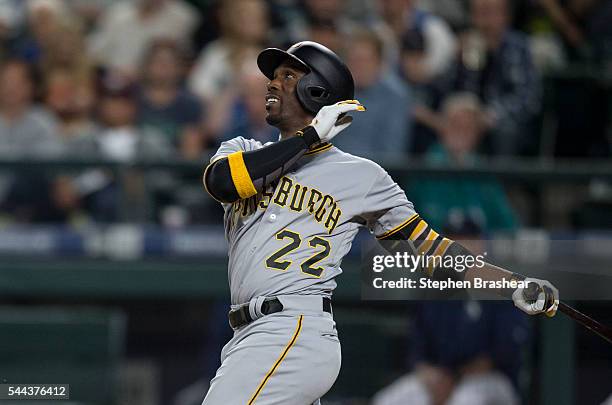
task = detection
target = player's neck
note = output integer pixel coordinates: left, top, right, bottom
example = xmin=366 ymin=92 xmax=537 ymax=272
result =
xmin=279 ymin=131 xmax=298 ymax=140
xmin=278 ymin=120 xmax=312 ymax=141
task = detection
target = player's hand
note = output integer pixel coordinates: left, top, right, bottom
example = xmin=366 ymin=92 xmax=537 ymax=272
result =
xmin=310 ymin=100 xmax=365 ymax=143
xmin=512 ymin=277 xmax=559 ymax=317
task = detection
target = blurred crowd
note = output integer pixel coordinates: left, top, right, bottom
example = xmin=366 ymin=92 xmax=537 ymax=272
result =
xmin=0 ymin=0 xmax=610 ymax=226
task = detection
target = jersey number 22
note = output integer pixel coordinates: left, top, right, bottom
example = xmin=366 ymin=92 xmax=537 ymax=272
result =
xmin=265 ymin=229 xmax=331 ymax=278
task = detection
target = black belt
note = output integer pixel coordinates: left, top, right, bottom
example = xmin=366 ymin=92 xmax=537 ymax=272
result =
xmin=228 ymin=297 xmax=332 ymax=329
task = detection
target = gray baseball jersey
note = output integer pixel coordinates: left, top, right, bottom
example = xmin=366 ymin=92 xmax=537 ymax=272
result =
xmin=210 ymin=136 xmax=417 ymax=305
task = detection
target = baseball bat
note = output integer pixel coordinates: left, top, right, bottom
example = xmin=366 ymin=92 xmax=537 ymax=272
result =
xmin=557 ymin=301 xmax=612 ymax=344
xmin=522 ymin=281 xmax=612 ymax=344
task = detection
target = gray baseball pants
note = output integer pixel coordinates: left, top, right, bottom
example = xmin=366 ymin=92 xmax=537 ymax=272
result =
xmin=202 ymin=295 xmax=341 ymax=405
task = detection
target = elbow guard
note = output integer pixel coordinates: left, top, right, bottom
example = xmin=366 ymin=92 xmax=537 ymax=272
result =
xmin=204 ymin=158 xmax=240 ymax=203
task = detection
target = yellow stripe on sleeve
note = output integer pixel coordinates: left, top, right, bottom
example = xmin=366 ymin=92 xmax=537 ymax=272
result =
xmin=432 ymin=238 xmax=452 ymax=258
xmin=305 ymin=143 xmax=333 ymax=155
xmin=376 ymin=214 xmax=419 ymax=240
xmin=417 ymin=229 xmax=439 ymax=254
xmin=227 ymin=151 xmax=257 ymax=199
xmin=424 ymin=262 xmax=436 ymax=277
xmin=409 ymin=220 xmax=428 ymax=241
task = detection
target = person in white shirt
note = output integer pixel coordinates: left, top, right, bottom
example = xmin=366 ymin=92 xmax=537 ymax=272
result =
xmin=88 ymin=0 xmax=199 ymax=77
xmin=188 ymin=0 xmax=269 ymax=104
xmin=377 ymin=0 xmax=457 ymax=80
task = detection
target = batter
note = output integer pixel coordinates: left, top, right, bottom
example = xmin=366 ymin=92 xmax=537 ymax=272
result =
xmin=202 ymin=41 xmax=558 ymax=404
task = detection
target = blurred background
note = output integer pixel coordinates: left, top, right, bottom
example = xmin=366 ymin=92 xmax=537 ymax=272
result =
xmin=0 ymin=0 xmax=610 ymax=404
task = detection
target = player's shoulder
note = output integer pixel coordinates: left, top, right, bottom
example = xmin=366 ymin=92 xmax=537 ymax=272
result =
xmin=330 ymin=146 xmax=387 ymax=170
xmin=210 ymin=136 xmax=269 ymax=163
xmin=329 ymin=146 xmax=390 ymax=179
xmin=219 ymin=136 xmax=270 ymax=152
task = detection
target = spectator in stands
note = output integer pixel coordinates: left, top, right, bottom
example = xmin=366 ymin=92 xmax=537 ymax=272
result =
xmin=44 ymin=69 xmax=98 ymax=155
xmin=333 ymin=29 xmax=412 ymax=159
xmin=0 ymin=0 xmax=26 ymax=58
xmin=408 ymin=93 xmax=518 ymax=232
xmin=96 ymin=76 xmax=170 ymax=162
xmin=188 ymin=0 xmax=268 ymax=103
xmin=376 ymin=0 xmax=457 ymax=79
xmin=306 ymin=17 xmax=344 ymax=54
xmin=88 ymin=0 xmax=199 ymax=77
xmin=0 ymin=170 xmax=87 ymax=224
xmin=288 ymin=0 xmax=400 ymax=70
xmin=39 ymin=19 xmax=93 ymax=87
xmin=439 ymin=0 xmax=541 ymax=155
xmin=10 ymin=0 xmax=69 ymax=65
xmin=400 ymin=28 xmax=446 ymax=155
xmin=0 ymin=59 xmax=75 ymax=224
xmin=284 ymin=0 xmax=358 ymax=47
xmin=85 ymin=77 xmax=174 ymax=222
xmin=0 ymin=59 xmax=59 ymax=157
xmin=417 ymin=0 xmax=469 ymax=31
xmin=136 ymin=40 xmax=204 ymax=160
xmin=303 ymin=0 xmax=344 ymax=21
xmin=64 ymin=0 xmax=121 ymax=32
xmin=43 ymin=69 xmax=107 ymax=225
xmin=372 ymin=300 xmax=528 ymax=405
xmin=206 ymin=64 xmax=277 ymax=145
xmin=400 ymin=28 xmax=429 ymax=87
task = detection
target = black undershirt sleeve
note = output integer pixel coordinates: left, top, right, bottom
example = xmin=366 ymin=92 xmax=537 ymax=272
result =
xmin=378 ymin=215 xmax=469 ymax=282
xmin=205 ymin=127 xmax=320 ymax=203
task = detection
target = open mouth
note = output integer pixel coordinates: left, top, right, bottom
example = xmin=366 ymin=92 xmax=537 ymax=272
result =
xmin=265 ymin=94 xmax=280 ymax=109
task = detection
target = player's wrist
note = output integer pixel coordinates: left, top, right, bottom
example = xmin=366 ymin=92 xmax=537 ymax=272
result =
xmin=296 ymin=126 xmax=322 ymax=148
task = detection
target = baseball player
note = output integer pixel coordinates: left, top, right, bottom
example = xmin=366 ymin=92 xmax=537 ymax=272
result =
xmin=202 ymin=41 xmax=559 ymax=404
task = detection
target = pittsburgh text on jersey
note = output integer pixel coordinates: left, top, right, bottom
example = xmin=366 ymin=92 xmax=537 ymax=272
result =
xmin=232 ymin=176 xmax=342 ymax=234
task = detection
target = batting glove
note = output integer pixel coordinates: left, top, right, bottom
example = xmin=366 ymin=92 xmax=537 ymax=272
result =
xmin=309 ymin=100 xmax=366 ymax=143
xmin=512 ymin=277 xmax=559 ymax=317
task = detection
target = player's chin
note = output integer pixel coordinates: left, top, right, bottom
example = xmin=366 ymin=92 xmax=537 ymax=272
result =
xmin=265 ymin=111 xmax=281 ymax=126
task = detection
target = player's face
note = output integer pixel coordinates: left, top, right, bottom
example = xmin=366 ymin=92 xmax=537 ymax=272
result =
xmin=265 ymin=63 xmax=311 ymax=130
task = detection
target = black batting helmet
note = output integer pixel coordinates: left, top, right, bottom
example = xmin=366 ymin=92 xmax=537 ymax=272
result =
xmin=257 ymin=41 xmax=355 ymax=114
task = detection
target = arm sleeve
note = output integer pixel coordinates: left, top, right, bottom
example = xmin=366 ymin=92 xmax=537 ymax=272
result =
xmin=377 ymin=212 xmax=470 ymax=278
xmin=203 ymin=129 xmax=320 ymax=203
